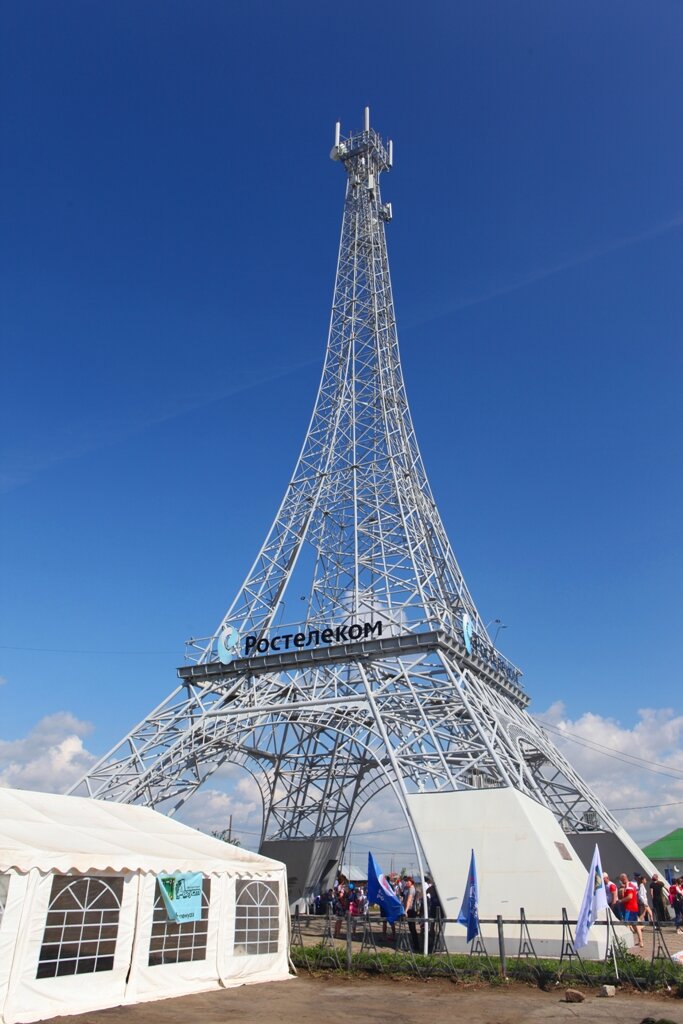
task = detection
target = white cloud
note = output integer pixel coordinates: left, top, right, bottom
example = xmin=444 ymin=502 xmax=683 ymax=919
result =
xmin=0 ymin=714 xmax=266 ymax=844
xmin=351 ymin=790 xmax=416 ymax=869
xmin=351 ymin=705 xmax=683 ymax=865
xmin=0 ymin=676 xmax=6 ymax=687
xmin=235 ymin=776 xmax=261 ymax=801
xmin=1 ymin=704 xmax=680 ymax=856
xmin=177 ymin=785 xmax=263 ymax=842
xmin=0 ymin=713 xmax=96 ymax=792
xmin=537 ymin=703 xmax=683 ymax=845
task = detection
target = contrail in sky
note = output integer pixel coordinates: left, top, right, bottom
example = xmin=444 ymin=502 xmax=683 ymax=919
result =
xmin=0 ymin=357 xmax=319 ymax=494
xmin=5 ymin=212 xmax=681 ymax=493
xmin=403 ymin=210 xmax=683 ymax=331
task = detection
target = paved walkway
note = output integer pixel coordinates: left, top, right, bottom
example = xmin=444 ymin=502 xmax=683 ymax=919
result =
xmin=40 ymin=975 xmax=683 ymax=1024
xmin=628 ymin=921 xmax=683 ymax=961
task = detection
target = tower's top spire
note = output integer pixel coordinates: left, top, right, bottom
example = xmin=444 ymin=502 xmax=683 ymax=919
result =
xmin=330 ymin=106 xmax=393 ymax=181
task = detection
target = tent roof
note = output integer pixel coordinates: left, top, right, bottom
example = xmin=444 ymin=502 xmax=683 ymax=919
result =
xmin=642 ymin=827 xmax=683 ymax=861
xmin=0 ymin=787 xmax=283 ymax=876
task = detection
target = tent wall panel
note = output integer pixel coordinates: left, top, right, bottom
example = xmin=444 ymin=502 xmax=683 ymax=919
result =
xmin=3 ymin=873 xmax=138 ymax=1024
xmin=0 ymin=872 xmax=30 ymax=1024
xmin=218 ymin=872 xmax=290 ymax=986
xmin=125 ymin=873 xmax=223 ymax=1003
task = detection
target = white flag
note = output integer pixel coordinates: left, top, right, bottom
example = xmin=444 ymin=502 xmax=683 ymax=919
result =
xmin=575 ymin=843 xmax=608 ymax=949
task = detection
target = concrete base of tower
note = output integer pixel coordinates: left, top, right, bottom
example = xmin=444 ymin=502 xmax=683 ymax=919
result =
xmin=567 ymin=826 xmax=657 ymax=879
xmin=260 ymin=836 xmax=343 ymax=908
xmin=406 ymin=788 xmax=634 ymax=959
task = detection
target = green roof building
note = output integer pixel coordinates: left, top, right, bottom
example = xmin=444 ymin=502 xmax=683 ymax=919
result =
xmin=642 ymin=828 xmax=683 ymax=877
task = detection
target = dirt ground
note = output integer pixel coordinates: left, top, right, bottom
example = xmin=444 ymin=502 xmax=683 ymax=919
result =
xmin=40 ymin=974 xmax=683 ymax=1024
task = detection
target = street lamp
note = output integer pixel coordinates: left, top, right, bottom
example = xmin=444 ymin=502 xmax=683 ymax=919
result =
xmin=485 ymin=618 xmax=507 ymax=646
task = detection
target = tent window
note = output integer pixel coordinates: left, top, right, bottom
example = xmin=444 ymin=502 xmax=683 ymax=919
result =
xmin=0 ymin=874 xmax=9 ymax=925
xmin=234 ymin=880 xmax=279 ymax=956
xmin=148 ymin=877 xmax=211 ymax=966
xmin=37 ymin=875 xmax=124 ymax=979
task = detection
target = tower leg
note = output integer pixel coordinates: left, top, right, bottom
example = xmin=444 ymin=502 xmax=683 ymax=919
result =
xmin=260 ymin=836 xmax=343 ymax=907
xmin=406 ymin=788 xmax=633 ymax=958
xmin=566 ymin=826 xmax=658 ymax=879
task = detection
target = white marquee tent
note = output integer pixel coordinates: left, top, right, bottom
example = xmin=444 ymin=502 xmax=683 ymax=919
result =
xmin=0 ymin=788 xmax=290 ymax=1024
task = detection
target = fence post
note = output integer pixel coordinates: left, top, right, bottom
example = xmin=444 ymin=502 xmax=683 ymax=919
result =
xmin=346 ymin=909 xmax=353 ymax=971
xmin=496 ymin=915 xmax=507 ymax=978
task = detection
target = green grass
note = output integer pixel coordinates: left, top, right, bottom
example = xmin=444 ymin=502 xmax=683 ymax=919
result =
xmin=290 ymin=943 xmax=683 ymax=993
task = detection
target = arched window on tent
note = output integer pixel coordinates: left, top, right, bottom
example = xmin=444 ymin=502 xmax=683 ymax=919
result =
xmin=234 ymin=880 xmax=279 ymax=956
xmin=37 ymin=875 xmax=124 ymax=979
xmin=148 ymin=878 xmax=211 ymax=966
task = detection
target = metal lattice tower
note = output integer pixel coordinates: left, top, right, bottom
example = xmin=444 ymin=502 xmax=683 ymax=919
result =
xmin=72 ymin=109 xmax=632 ymax=881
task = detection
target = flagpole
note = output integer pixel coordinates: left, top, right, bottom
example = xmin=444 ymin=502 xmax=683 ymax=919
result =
xmin=607 ymin=907 xmax=619 ymax=980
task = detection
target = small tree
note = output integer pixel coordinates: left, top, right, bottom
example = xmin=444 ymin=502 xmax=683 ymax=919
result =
xmin=210 ymin=828 xmax=242 ymax=847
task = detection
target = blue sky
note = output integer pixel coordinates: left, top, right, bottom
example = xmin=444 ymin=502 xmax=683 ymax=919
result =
xmin=1 ymin=1 xmax=681 ymax=847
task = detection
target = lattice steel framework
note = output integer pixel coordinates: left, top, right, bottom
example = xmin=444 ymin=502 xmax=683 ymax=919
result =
xmin=72 ymin=109 xmax=627 ymax=868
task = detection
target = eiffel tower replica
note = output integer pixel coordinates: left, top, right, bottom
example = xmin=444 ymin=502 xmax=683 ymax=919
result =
xmin=73 ymin=110 xmax=652 ymax=945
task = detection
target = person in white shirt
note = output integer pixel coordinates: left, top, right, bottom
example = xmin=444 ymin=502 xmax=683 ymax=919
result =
xmin=635 ymin=873 xmax=652 ymax=922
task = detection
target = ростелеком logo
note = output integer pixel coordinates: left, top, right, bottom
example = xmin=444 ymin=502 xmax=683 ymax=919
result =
xmin=217 ymin=626 xmax=239 ymax=664
xmin=462 ymin=612 xmax=473 ymax=655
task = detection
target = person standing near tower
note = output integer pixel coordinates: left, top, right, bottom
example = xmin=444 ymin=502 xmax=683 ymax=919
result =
xmin=649 ymin=873 xmax=669 ymax=921
xmin=618 ymin=873 xmax=644 ymax=947
xmin=603 ymin=873 xmax=620 ymax=918
xmin=636 ymin=874 xmax=652 ymax=922
xmin=333 ymin=874 xmax=349 ymax=939
xmin=670 ymin=876 xmax=683 ymax=933
xmin=403 ymin=876 xmax=419 ymax=951
xmin=425 ymin=876 xmax=443 ymax=952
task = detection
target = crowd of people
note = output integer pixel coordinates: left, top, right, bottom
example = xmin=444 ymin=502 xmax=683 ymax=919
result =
xmin=313 ymin=868 xmax=679 ymax=954
xmin=313 ymin=868 xmax=683 ymax=953
xmin=602 ymin=871 xmax=683 ymax=947
xmin=320 ymin=872 xmax=442 ymax=951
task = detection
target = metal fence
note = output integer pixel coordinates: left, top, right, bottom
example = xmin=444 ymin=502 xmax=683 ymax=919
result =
xmin=290 ymin=905 xmax=683 ymax=991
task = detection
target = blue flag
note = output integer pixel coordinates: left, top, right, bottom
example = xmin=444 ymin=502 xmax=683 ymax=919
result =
xmin=158 ymin=872 xmax=203 ymax=923
xmin=457 ymin=849 xmax=479 ymax=943
xmin=367 ymin=852 xmax=405 ymax=924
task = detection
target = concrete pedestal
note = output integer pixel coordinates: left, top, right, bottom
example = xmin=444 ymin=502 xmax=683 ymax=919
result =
xmin=407 ymin=788 xmax=633 ymax=959
xmin=568 ymin=827 xmax=657 ymax=879
xmin=260 ymin=836 xmax=342 ymax=906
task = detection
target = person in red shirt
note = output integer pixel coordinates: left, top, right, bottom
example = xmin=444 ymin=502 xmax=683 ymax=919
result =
xmin=603 ymin=873 xmax=622 ymax=918
xmin=618 ymin=873 xmax=644 ymax=947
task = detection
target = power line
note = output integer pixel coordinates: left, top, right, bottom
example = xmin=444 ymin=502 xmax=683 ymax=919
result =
xmin=539 ymin=718 xmax=683 ymax=774
xmin=609 ymin=798 xmax=683 ymax=813
xmin=0 ymin=643 xmax=180 ymax=651
xmin=538 ymin=719 xmax=683 ymax=781
xmin=354 ymin=824 xmax=407 ymax=835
